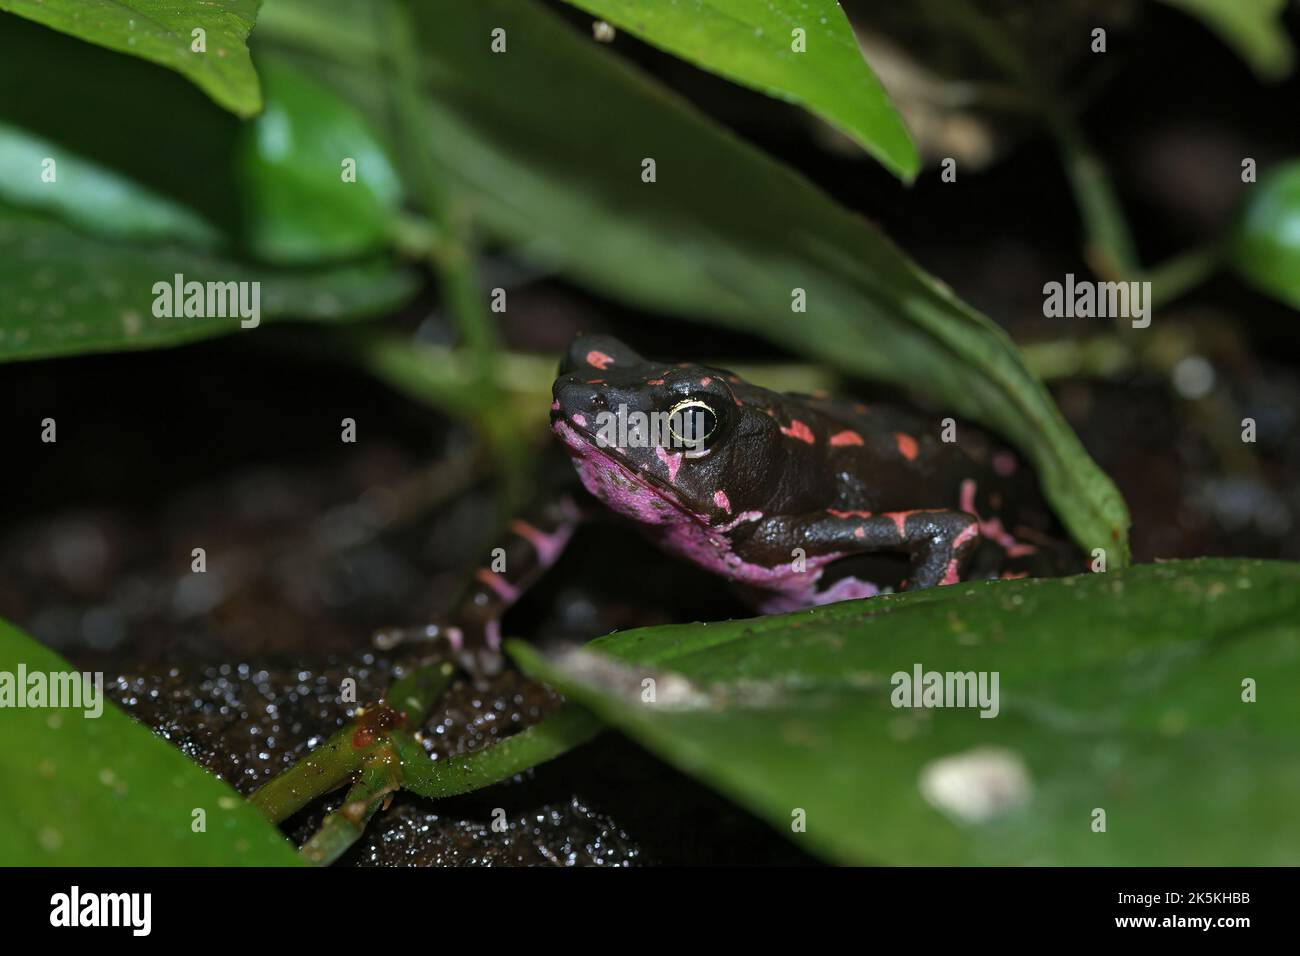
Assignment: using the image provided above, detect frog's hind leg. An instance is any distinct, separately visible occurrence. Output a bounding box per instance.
[372,495,585,673]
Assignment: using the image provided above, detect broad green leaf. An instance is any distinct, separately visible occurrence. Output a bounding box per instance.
[0,12,245,241]
[0,619,301,865]
[397,0,1129,565]
[514,559,1300,865]
[1231,160,1300,308]
[0,207,419,362]
[0,0,265,117]
[1159,0,1294,81]
[557,0,917,180]
[238,56,403,264]
[0,119,218,246]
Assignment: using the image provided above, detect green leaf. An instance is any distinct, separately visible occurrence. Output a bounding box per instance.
[1159,0,1294,81]
[0,207,419,363]
[0,619,301,865]
[1231,160,1300,308]
[238,56,403,264]
[513,559,1300,865]
[0,119,219,246]
[398,0,1129,565]
[0,0,265,117]
[556,0,917,180]
[0,13,246,241]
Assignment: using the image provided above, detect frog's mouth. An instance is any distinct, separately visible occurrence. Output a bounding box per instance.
[551,416,699,522]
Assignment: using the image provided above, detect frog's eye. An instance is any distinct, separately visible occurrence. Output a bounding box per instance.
[666,397,722,453]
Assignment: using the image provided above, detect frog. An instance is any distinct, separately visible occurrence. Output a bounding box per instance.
[376,334,1075,665]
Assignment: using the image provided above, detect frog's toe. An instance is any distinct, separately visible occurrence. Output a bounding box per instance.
[372,623,464,652]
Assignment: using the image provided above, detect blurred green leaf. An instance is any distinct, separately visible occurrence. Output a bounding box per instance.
[0,619,301,865]
[398,0,1129,565]
[0,119,219,246]
[514,559,1300,865]
[1231,160,1300,308]
[1159,0,1294,81]
[0,207,419,363]
[0,0,265,116]
[359,336,557,436]
[0,13,245,240]
[557,0,917,179]
[238,56,403,264]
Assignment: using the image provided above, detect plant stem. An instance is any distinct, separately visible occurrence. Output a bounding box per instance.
[381,0,529,508]
[1144,244,1224,310]
[249,726,368,825]
[1046,113,1139,279]
[386,660,457,726]
[395,704,604,799]
[299,747,402,866]
[937,0,1140,279]
[249,661,456,824]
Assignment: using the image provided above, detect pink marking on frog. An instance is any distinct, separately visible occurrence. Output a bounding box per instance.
[829,508,872,519]
[511,518,575,567]
[960,479,978,516]
[476,567,519,603]
[484,619,502,651]
[953,521,980,551]
[895,432,919,460]
[853,526,865,539]
[884,512,909,537]
[713,490,731,513]
[718,510,762,532]
[445,626,464,652]
[830,430,864,447]
[647,378,665,385]
[700,376,712,386]
[1001,570,1030,580]
[759,575,879,613]
[960,479,1036,558]
[551,400,561,411]
[655,445,682,482]
[587,350,614,369]
[780,419,815,444]
[572,412,587,427]
[815,576,880,603]
[1002,538,1038,558]
[993,451,1018,477]
[941,559,962,586]
[555,419,835,599]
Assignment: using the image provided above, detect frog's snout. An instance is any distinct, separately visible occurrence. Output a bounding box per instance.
[551,374,609,429]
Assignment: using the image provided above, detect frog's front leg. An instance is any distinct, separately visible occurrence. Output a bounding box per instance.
[374,495,584,670]
[762,508,981,591]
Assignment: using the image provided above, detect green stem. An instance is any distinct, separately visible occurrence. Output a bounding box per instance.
[299,748,402,866]
[938,0,1139,279]
[1144,245,1225,310]
[249,661,456,824]
[1046,113,1139,279]
[389,213,444,261]
[386,660,457,726]
[296,701,602,864]
[395,704,604,799]
[249,726,370,824]
[382,0,527,503]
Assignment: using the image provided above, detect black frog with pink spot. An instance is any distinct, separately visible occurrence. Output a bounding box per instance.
[550,334,1077,611]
